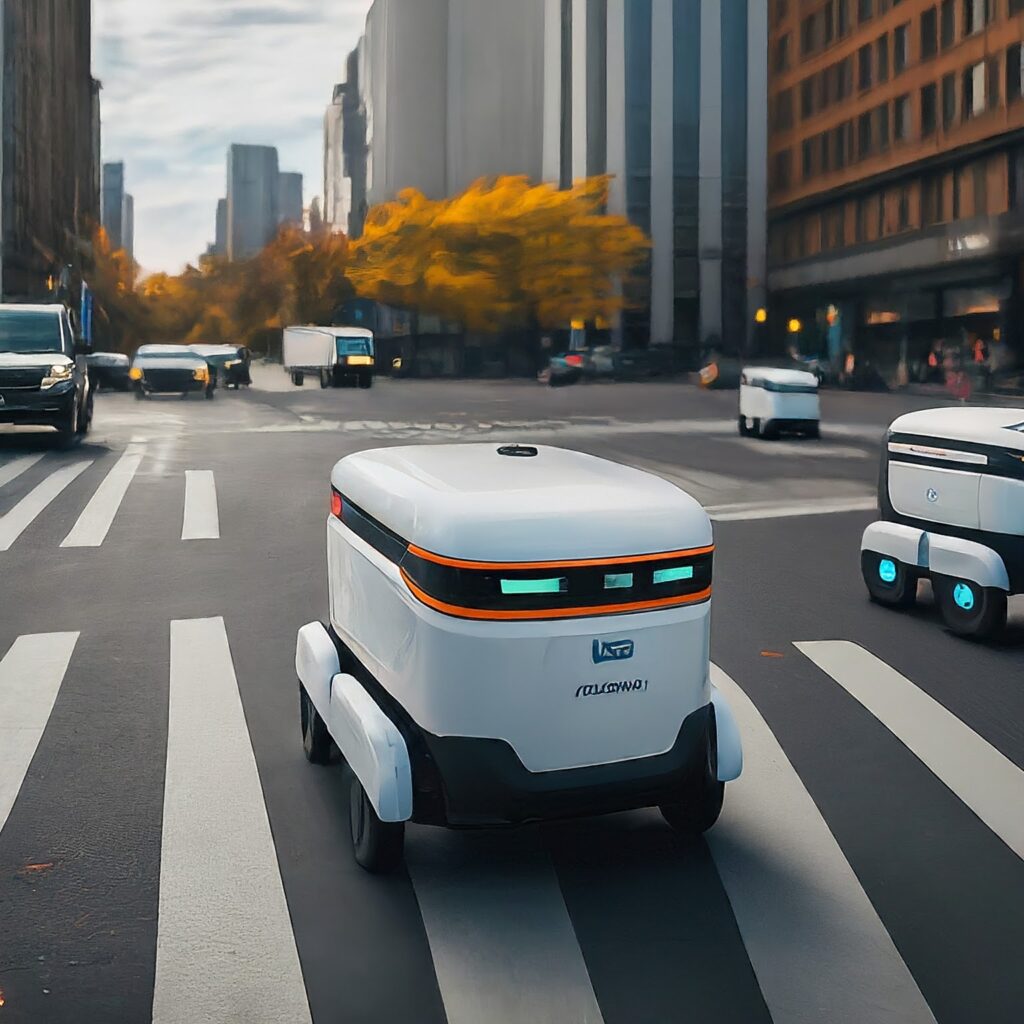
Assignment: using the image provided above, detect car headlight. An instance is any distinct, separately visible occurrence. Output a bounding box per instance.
[193,367,209,382]
[129,367,144,381]
[41,364,74,388]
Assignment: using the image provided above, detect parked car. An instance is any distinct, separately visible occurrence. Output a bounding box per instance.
[538,352,584,387]
[0,302,93,445]
[87,352,132,391]
[130,345,212,400]
[189,344,252,389]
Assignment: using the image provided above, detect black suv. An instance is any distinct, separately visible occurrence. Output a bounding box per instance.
[0,303,93,446]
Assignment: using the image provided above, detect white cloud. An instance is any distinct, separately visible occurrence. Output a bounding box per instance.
[94,0,371,274]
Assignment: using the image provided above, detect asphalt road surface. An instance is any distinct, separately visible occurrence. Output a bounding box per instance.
[1,371,1021,1024]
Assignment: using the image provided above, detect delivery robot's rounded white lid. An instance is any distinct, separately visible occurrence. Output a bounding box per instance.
[741,366,819,388]
[890,406,1024,452]
[331,444,712,563]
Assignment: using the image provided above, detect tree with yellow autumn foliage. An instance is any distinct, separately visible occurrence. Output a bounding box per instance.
[348,175,649,332]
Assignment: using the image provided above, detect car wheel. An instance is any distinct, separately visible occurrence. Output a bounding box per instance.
[299,686,332,765]
[349,773,405,873]
[78,393,94,436]
[292,371,304,387]
[932,575,1007,640]
[660,721,724,836]
[738,415,750,437]
[760,419,780,440]
[320,371,331,389]
[804,422,821,439]
[56,399,80,449]
[359,375,372,390]
[861,551,918,609]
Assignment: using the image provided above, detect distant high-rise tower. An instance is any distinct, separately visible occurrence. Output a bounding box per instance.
[121,193,135,266]
[226,144,280,261]
[277,172,303,227]
[214,199,227,255]
[102,162,125,250]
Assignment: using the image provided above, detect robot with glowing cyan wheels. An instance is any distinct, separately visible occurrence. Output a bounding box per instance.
[295,443,744,872]
[861,407,1024,640]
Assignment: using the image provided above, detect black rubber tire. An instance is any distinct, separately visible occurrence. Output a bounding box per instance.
[56,400,79,449]
[293,371,304,387]
[359,375,373,390]
[861,551,917,609]
[760,419,779,440]
[804,422,821,439]
[750,417,761,437]
[350,774,405,873]
[78,393,94,436]
[660,724,724,836]
[299,686,332,765]
[738,415,750,437]
[932,575,1008,640]
[320,371,331,389]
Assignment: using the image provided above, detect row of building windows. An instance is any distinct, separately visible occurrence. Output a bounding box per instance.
[770,151,1012,262]
[774,0,1024,74]
[771,45,1024,192]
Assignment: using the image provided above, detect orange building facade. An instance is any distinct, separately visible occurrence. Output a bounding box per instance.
[767,0,1024,385]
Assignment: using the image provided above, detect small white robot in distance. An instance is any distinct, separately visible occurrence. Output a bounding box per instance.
[295,443,743,871]
[739,367,821,440]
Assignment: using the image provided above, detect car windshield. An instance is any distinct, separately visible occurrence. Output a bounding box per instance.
[136,348,193,360]
[337,337,371,357]
[0,311,63,353]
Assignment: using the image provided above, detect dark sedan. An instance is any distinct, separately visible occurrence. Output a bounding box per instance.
[130,345,212,399]
[87,352,132,391]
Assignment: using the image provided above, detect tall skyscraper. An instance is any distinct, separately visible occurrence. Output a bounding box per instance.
[278,172,304,227]
[545,0,768,358]
[122,193,135,266]
[226,144,280,261]
[102,162,125,250]
[215,199,227,256]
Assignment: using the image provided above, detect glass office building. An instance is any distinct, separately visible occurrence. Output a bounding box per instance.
[546,0,768,363]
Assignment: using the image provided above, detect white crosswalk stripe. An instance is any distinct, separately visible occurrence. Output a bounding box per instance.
[61,443,146,548]
[154,617,311,1024]
[0,453,45,491]
[796,641,1024,862]
[0,460,92,551]
[181,469,220,540]
[0,632,78,834]
[709,664,937,1024]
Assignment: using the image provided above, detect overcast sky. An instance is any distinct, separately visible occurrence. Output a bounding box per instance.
[94,0,371,275]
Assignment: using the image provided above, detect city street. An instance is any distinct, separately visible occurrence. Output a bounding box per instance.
[1,373,1022,1024]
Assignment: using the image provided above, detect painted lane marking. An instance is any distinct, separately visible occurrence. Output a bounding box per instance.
[407,829,604,1024]
[707,496,877,522]
[0,633,78,834]
[0,453,45,492]
[61,444,146,548]
[181,470,220,541]
[0,461,92,551]
[708,664,937,1024]
[153,618,311,1024]
[796,641,1024,861]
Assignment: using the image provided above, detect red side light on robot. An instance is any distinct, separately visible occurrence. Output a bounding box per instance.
[566,354,584,367]
[330,489,343,519]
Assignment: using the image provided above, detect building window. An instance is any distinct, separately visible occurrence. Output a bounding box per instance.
[772,149,792,191]
[839,56,853,98]
[774,89,794,130]
[940,0,955,48]
[922,174,943,224]
[858,44,873,89]
[771,0,788,26]
[894,93,911,139]
[801,14,816,55]
[801,77,814,118]
[859,0,873,20]
[875,103,890,148]
[858,111,873,157]
[1008,44,1024,103]
[920,7,937,60]
[962,0,990,36]
[834,123,848,167]
[802,139,814,179]
[877,35,889,82]
[898,187,910,230]
[774,34,790,72]
[820,132,831,173]
[974,162,988,215]
[986,57,1000,110]
[1012,0,1024,13]
[942,72,957,128]
[1010,147,1024,210]
[894,24,909,73]
[921,83,937,136]
[824,1,836,44]
[963,61,985,119]
[838,0,850,36]
[953,166,963,217]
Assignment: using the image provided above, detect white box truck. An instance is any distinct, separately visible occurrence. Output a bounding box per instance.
[283,326,375,389]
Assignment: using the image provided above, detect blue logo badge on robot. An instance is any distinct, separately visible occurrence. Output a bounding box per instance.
[592,639,635,664]
[953,582,975,611]
[878,559,897,584]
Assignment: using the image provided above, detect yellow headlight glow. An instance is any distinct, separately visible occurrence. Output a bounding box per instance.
[193,366,209,382]
[129,367,143,381]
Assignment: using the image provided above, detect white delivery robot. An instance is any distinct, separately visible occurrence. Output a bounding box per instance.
[739,367,821,439]
[862,407,1024,640]
[296,444,743,872]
